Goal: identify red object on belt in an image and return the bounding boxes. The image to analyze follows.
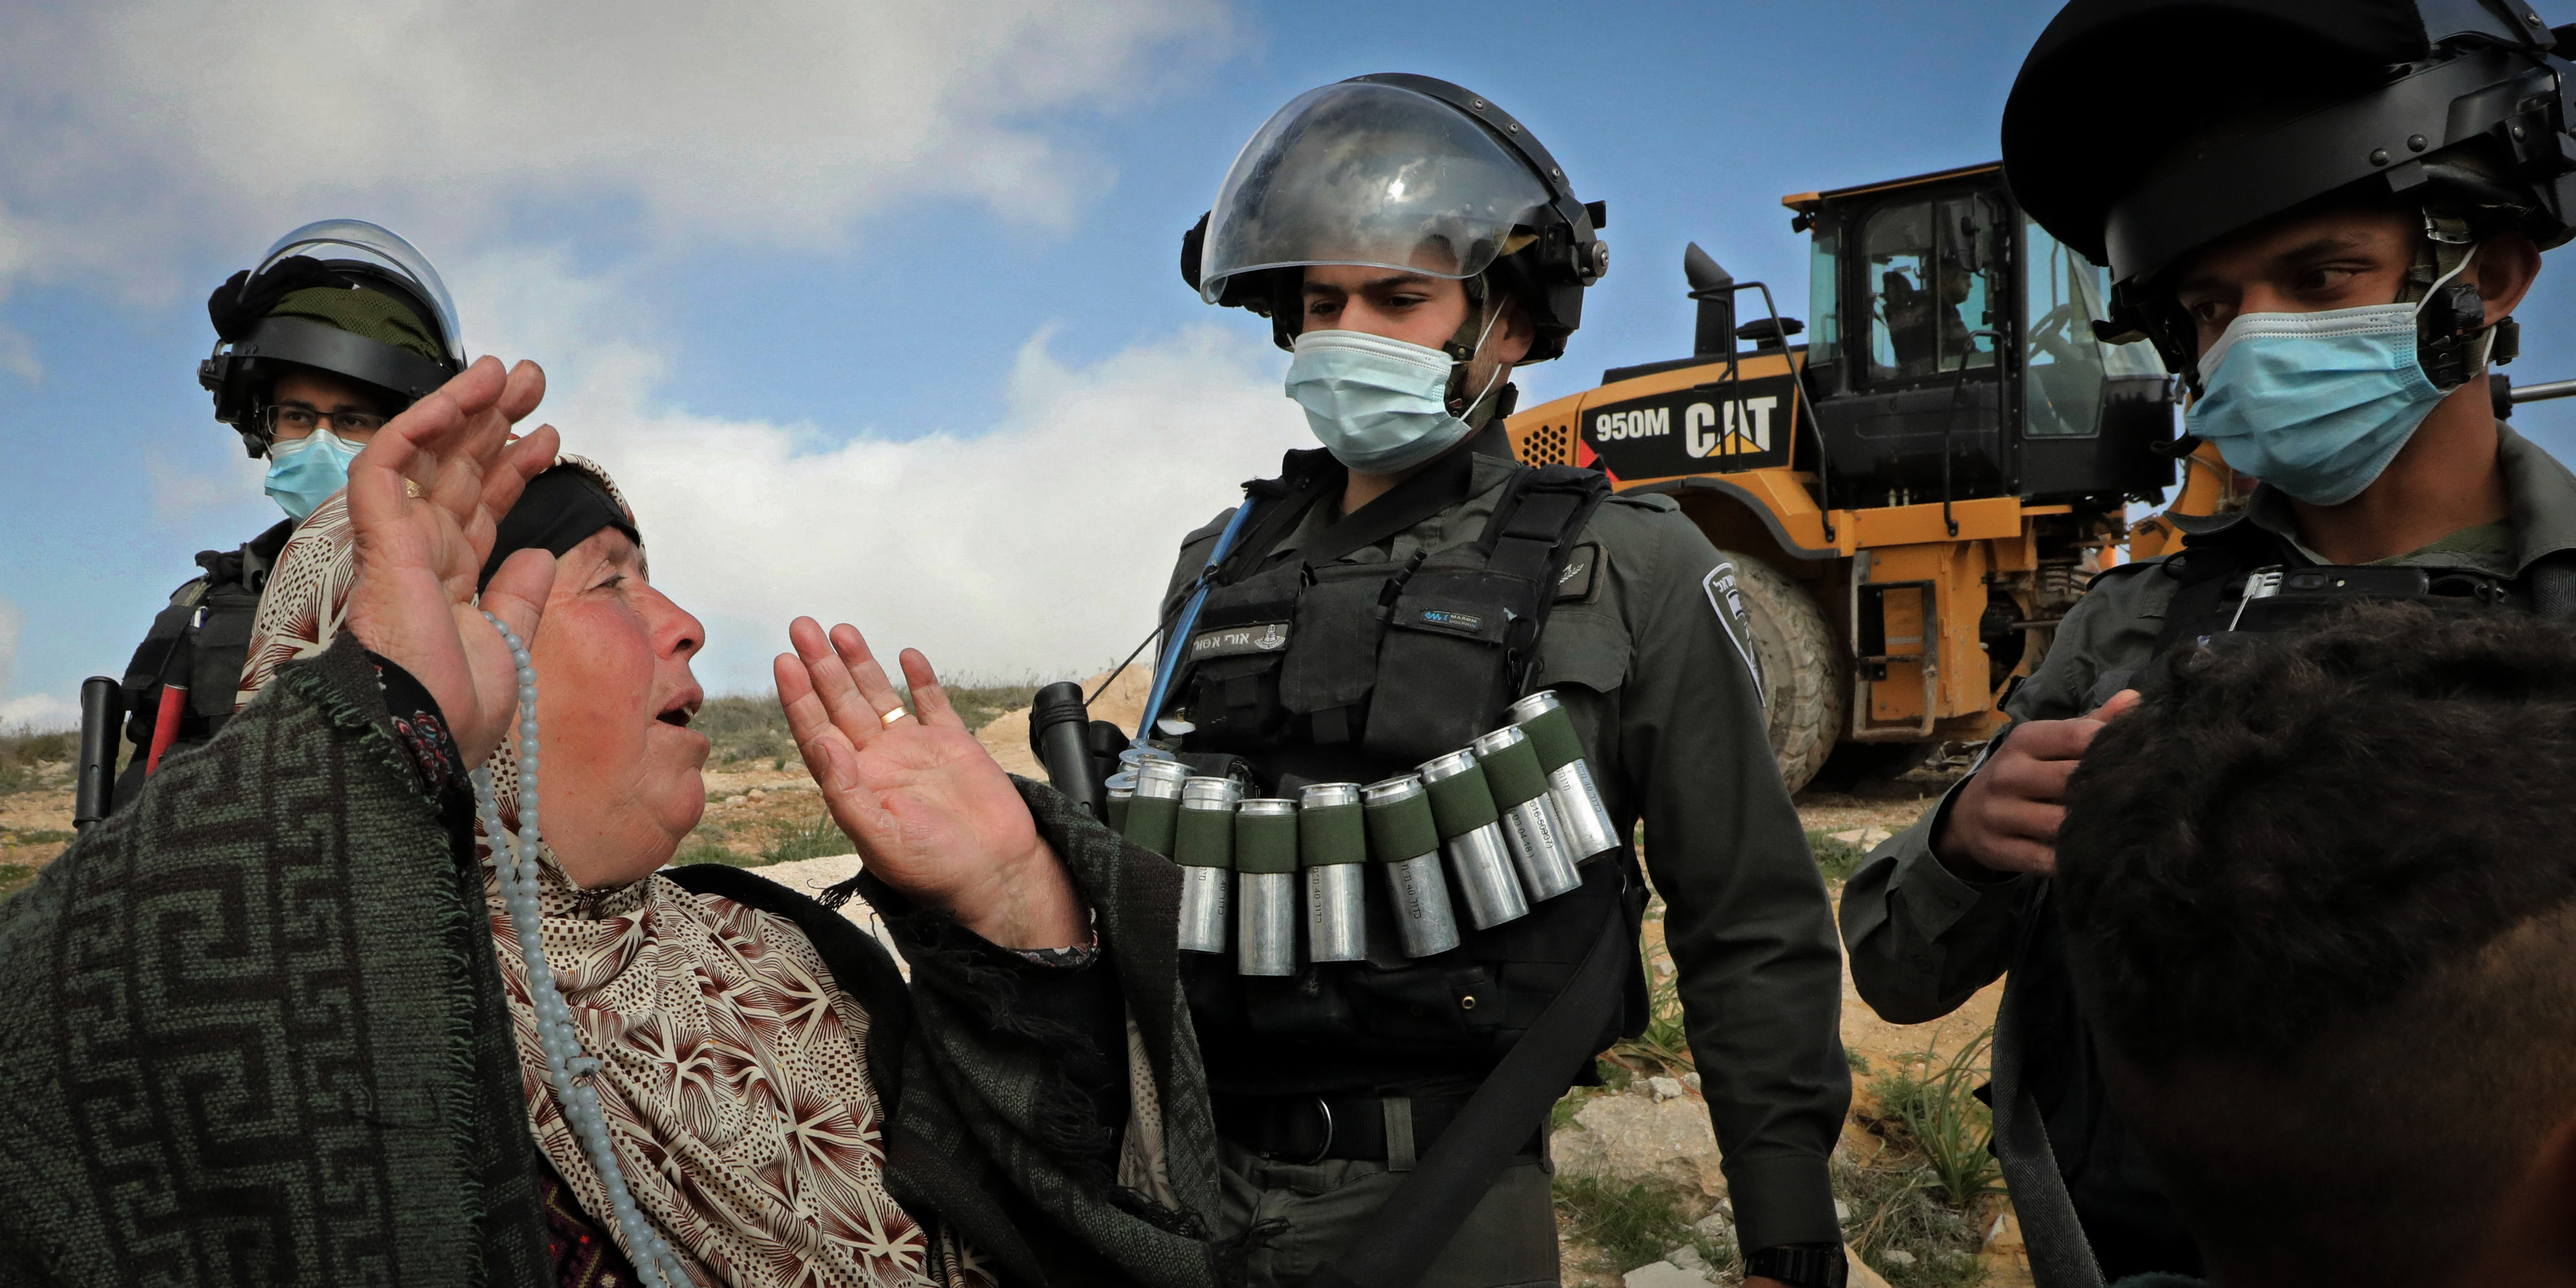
[145,685,186,776]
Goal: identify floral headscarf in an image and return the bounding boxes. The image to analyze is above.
[239,460,991,1288]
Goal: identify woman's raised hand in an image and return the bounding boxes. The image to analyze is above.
[774,618,1087,950]
[343,356,561,767]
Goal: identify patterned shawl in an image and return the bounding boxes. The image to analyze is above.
[240,462,990,1288]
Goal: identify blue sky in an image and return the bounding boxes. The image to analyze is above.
[5,0,2574,722]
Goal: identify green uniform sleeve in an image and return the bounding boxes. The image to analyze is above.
[1547,500,1850,1252]
[1838,562,2176,1024]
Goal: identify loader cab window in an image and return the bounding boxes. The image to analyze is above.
[1807,219,1840,363]
[2020,217,2164,436]
[1864,194,2001,383]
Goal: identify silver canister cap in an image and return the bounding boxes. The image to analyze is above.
[1182,776,1243,810]
[1238,798,1299,818]
[1468,725,1529,757]
[1506,690,1564,722]
[1299,782,1362,809]
[1417,748,1480,784]
[1132,757,1190,798]
[1362,774,1424,805]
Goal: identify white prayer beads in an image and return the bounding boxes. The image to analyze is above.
[470,610,687,1287]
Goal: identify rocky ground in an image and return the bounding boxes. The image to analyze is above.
[0,697,2020,1287]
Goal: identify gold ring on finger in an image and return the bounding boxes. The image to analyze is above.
[880,707,913,727]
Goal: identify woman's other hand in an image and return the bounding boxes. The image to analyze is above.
[774,617,1088,951]
[343,356,561,766]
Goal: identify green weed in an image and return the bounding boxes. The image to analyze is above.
[1836,1152,1985,1288]
[1870,1029,2005,1209]
[1552,1175,1695,1273]
[760,813,850,866]
[940,680,1041,734]
[0,724,78,796]
[0,863,36,901]
[1603,934,1694,1080]
[670,844,754,868]
[695,697,795,767]
[1808,828,1871,882]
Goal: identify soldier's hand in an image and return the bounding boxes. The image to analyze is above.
[343,356,560,768]
[1934,689,2139,878]
[774,617,1089,950]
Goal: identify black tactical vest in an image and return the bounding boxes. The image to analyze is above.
[110,519,292,810]
[2023,511,2576,1272]
[2070,515,2576,711]
[1166,442,1645,1099]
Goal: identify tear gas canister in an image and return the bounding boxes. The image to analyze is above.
[1362,774,1461,957]
[1175,776,1239,954]
[1235,798,1300,976]
[1469,724,1582,902]
[1105,778,1134,834]
[1417,750,1528,930]
[1122,756,1187,856]
[1507,689,1620,860]
[1298,782,1368,962]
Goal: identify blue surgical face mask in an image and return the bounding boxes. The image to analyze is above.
[2184,250,2487,506]
[264,426,363,521]
[1284,310,1503,475]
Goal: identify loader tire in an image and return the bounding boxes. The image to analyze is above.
[1718,551,1846,793]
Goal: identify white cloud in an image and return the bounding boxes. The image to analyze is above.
[439,242,1302,692]
[0,597,77,729]
[561,319,1304,694]
[0,0,1235,302]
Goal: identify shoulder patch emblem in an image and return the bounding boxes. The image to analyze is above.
[1702,561,1767,705]
[1554,543,1604,604]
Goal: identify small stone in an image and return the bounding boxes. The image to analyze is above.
[724,795,747,805]
[1835,1199,1853,1222]
[1666,1243,1709,1273]
[1648,1075,1684,1102]
[1878,1248,1917,1268]
[1692,1210,1733,1241]
[748,788,765,799]
[1681,1072,1702,1092]
[1654,958,1676,978]
[1622,1261,1712,1288]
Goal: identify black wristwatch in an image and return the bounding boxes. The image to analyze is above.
[1744,1242,1848,1288]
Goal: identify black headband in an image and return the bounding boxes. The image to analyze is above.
[478,466,641,591]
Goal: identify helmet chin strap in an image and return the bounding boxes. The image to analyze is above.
[1443,296,1508,420]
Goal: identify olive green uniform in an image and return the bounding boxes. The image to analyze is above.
[1166,440,1850,1285]
[1838,423,2576,1274]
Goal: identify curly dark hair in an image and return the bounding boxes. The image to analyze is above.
[2057,602,2576,1287]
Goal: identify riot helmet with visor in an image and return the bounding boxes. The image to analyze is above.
[1183,74,1607,364]
[2001,0,2575,390]
[199,219,465,456]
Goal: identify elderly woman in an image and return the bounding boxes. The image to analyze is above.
[0,359,1227,1288]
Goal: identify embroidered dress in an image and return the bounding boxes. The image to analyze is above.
[238,457,991,1287]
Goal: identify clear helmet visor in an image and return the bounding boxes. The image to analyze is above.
[249,219,464,365]
[1198,81,1554,302]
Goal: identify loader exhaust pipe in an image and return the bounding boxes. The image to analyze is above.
[1685,242,1736,358]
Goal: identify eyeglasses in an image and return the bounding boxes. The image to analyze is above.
[264,404,388,440]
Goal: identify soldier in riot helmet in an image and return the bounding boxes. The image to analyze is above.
[1842,0,2576,1279]
[1159,75,1851,1288]
[108,221,464,807]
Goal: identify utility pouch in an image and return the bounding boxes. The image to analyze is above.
[1177,561,1302,751]
[1280,562,1401,745]
[189,583,263,725]
[1364,568,1527,765]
